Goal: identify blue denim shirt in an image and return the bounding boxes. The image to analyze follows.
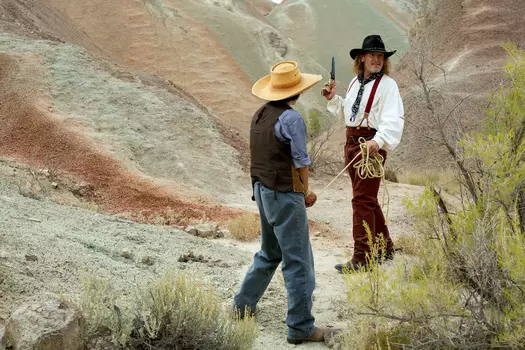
[274,109,311,169]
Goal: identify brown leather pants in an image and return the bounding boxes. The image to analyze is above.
[345,127,394,262]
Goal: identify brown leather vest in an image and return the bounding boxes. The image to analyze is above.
[250,102,305,194]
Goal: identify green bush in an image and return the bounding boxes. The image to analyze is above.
[82,273,258,349]
[340,44,525,349]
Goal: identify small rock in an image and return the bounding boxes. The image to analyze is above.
[51,182,58,189]
[178,251,210,263]
[324,327,343,347]
[140,255,155,265]
[184,225,198,235]
[216,228,229,238]
[325,220,330,225]
[25,254,38,262]
[314,231,321,237]
[6,297,85,350]
[120,248,133,259]
[194,223,219,238]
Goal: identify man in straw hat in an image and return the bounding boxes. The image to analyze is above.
[322,34,405,273]
[233,61,329,344]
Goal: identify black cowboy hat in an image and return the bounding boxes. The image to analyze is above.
[349,35,396,60]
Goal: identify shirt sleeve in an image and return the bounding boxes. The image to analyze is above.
[327,94,344,121]
[372,79,405,151]
[274,110,311,168]
[327,78,358,122]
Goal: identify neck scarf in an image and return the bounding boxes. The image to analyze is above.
[350,72,383,122]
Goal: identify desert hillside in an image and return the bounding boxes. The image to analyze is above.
[391,0,525,169]
[270,0,525,172]
[0,34,247,223]
[1,0,331,141]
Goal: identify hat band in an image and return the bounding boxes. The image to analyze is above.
[362,47,386,51]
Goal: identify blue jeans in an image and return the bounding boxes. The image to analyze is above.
[234,181,316,340]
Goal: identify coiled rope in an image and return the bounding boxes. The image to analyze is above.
[317,137,390,222]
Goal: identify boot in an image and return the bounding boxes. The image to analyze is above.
[334,260,368,273]
[287,327,326,345]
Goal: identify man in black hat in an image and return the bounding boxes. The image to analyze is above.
[322,34,405,272]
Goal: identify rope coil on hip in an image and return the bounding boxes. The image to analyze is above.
[353,137,385,179]
[318,137,390,222]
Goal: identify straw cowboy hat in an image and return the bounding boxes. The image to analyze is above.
[350,35,396,60]
[252,61,322,101]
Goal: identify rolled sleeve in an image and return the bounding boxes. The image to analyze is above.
[275,110,311,168]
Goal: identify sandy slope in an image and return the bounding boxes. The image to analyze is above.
[0,34,248,223]
[0,0,329,141]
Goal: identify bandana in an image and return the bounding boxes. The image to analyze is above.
[350,72,383,122]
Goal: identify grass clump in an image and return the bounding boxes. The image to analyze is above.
[227,213,261,241]
[82,273,258,349]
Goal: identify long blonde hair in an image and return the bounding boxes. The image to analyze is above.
[353,55,391,76]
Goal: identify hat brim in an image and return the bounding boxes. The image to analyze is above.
[350,49,396,60]
[252,73,323,101]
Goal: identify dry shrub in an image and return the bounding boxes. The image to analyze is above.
[393,233,423,256]
[81,273,258,349]
[81,277,132,346]
[227,213,261,241]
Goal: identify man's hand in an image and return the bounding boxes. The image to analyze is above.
[305,190,317,208]
[321,81,336,100]
[365,140,380,156]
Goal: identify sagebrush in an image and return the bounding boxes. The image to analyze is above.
[82,273,258,349]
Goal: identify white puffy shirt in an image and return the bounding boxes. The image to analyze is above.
[327,74,404,151]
